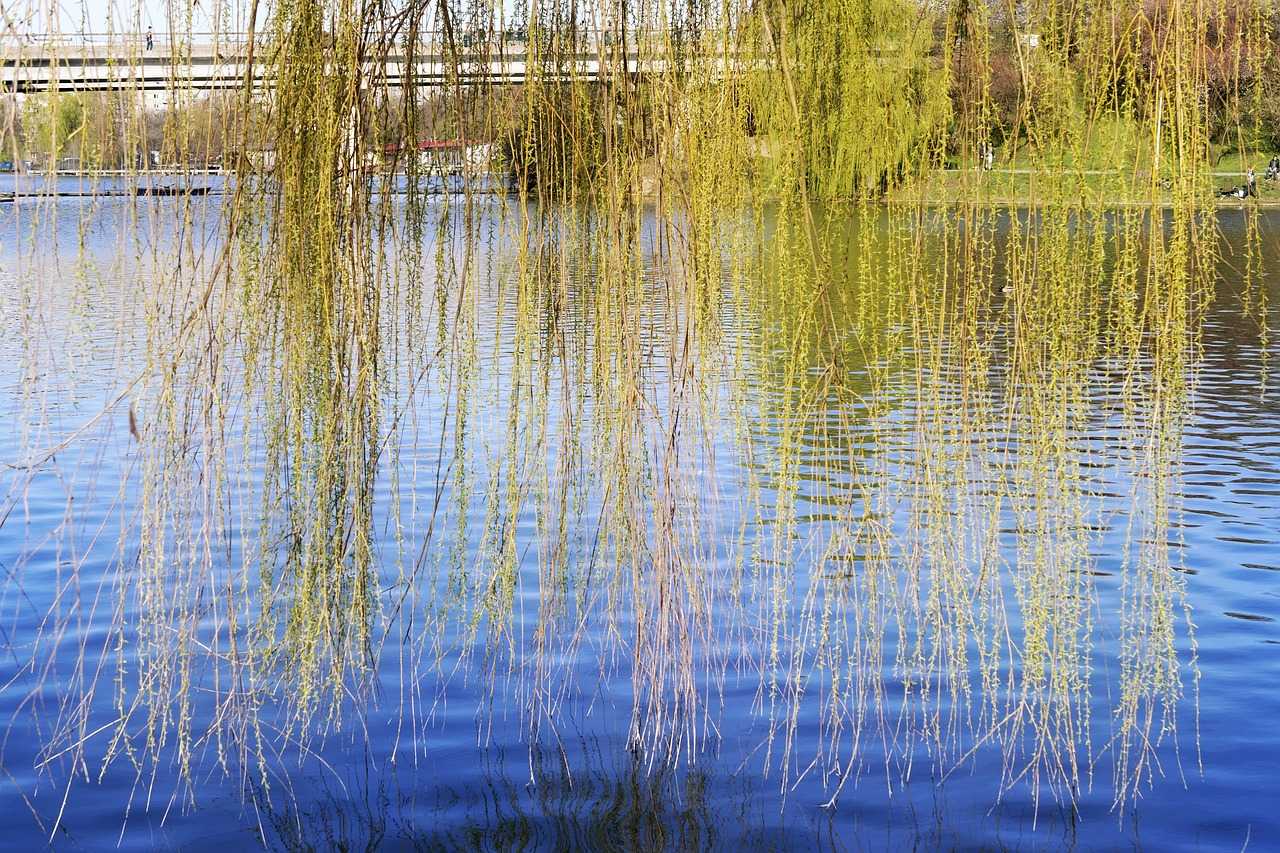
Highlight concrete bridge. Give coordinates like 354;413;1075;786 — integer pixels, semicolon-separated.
1;31;684;95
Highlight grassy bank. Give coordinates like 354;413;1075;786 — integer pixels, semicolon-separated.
900;165;1280;207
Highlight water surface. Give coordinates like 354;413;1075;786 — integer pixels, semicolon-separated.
1;197;1277;850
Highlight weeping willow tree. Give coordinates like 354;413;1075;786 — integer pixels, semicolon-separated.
748;0;952;198
243;0;384;722
1;0;1267;833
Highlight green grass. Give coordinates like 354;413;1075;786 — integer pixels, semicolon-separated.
913;113;1280;205
913;127;1280;205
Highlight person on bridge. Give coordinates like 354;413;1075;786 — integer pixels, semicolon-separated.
146;27;154;51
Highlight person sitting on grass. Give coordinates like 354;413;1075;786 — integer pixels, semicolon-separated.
1266;156;1280;181
1217;168;1259;199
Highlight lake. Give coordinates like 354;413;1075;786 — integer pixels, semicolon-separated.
1;193;1277;850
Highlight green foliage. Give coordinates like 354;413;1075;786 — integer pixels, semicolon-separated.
751;0;952;199
21;92;85;161
0;96;19;160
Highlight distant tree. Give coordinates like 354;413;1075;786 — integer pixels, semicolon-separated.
22;93;86;163
0;96;21;162
76;94;141;169
170;94;239;165
1125;0;1270;142
986;40;1024;144
1245;57;1280;149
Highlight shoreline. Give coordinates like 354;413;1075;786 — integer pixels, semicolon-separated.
891;197;1280;209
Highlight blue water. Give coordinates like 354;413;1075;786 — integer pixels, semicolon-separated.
0;197;1277;850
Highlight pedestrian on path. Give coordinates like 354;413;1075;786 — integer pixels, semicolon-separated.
145;27;154;51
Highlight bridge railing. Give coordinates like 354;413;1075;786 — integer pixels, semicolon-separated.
5;31;248;49
4;27;715;54
2;26;742;94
